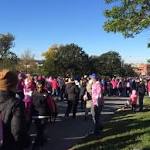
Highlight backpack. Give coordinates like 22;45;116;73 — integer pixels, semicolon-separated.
0;100;17;149
0;98;30;149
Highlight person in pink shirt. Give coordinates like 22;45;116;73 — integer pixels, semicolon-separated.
130;90;138;112
111;77;118;96
50;77;59;96
23;75;35;127
24;75;35;99
147;79;150;97
91;73;104;135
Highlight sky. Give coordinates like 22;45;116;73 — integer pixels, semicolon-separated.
1;0;150;63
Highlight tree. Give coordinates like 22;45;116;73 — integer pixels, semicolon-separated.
104;0;150;38
55;43;90;76
43;43;90;77
17;50;37;74
42;44;60;76
89;51;137;77
89;56;99;74
121;63;137;77
0;33;18;69
147;58;150;63
94;51;122;76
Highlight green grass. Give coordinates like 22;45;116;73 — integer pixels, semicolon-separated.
70;97;150;150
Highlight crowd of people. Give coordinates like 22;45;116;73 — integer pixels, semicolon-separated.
0;69;149;149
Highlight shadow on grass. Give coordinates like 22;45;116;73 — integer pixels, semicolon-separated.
73;109;150;150
143;146;150;150
104;112;150;137
76;132;144;150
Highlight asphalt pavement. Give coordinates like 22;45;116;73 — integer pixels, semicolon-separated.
28;96;128;150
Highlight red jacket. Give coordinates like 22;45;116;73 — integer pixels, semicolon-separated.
50;79;59;89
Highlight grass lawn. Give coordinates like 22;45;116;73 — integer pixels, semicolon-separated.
70;97;150;150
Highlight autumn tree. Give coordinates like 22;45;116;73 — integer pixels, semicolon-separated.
17;50;37;74
104;0;150;38
0;33;18;69
43;43;90;76
42;44;60;76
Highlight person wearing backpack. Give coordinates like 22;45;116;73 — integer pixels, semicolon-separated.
0;69;29;150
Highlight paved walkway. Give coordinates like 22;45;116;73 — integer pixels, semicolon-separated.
29;97;128;150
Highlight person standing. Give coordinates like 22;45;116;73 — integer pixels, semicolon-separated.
84;76;93;119
147;79;150;97
137;79;146;111
91;74;104;135
65;78;79;119
130;90;138;112
50;77;59;96
57;76;65;101
31;79;51;145
79;77;88;110
0;69;29;150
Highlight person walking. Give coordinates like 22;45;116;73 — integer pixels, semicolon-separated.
0;69;29;150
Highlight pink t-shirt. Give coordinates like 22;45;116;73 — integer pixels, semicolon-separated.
130;90;137;105
111;80;118;89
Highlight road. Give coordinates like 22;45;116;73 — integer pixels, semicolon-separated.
29;97;128;150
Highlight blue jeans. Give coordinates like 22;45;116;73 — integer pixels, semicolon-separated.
91;104;103;134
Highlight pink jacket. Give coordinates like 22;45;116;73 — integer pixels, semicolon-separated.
50;79;59;89
111;79;118;89
130;90;137;105
147;81;150;92
92;81;103;106
24;79;35;96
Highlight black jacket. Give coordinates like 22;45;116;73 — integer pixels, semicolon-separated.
138;82;146;96
0;91;28;150
32;90;50;116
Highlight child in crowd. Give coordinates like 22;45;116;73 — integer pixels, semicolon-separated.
130;89;138;112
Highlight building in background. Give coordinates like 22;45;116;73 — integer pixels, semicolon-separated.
132;64;150;76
